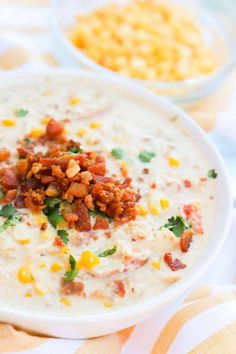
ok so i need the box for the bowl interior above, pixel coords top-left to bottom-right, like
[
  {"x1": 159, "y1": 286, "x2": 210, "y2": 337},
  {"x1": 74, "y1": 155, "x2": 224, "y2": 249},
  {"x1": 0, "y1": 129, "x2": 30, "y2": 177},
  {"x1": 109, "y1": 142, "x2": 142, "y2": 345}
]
[{"x1": 0, "y1": 69, "x2": 232, "y2": 324}]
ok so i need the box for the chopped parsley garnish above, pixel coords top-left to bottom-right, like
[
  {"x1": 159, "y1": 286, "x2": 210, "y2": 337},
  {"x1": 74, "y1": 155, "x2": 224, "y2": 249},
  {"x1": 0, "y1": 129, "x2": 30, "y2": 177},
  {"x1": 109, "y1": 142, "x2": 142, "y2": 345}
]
[
  {"x1": 111, "y1": 148, "x2": 125, "y2": 160},
  {"x1": 64, "y1": 255, "x2": 78, "y2": 282},
  {"x1": 43, "y1": 197, "x2": 64, "y2": 228},
  {"x1": 138, "y1": 150, "x2": 156, "y2": 163},
  {"x1": 45, "y1": 197, "x2": 62, "y2": 210},
  {"x1": 98, "y1": 245, "x2": 117, "y2": 257},
  {"x1": 208, "y1": 169, "x2": 218, "y2": 179},
  {"x1": 24, "y1": 138, "x2": 33, "y2": 145},
  {"x1": 69, "y1": 146, "x2": 83, "y2": 154},
  {"x1": 0, "y1": 204, "x2": 22, "y2": 233},
  {"x1": 57, "y1": 229, "x2": 69, "y2": 244},
  {"x1": 162, "y1": 216, "x2": 190, "y2": 237},
  {"x1": 15, "y1": 109, "x2": 28, "y2": 117},
  {"x1": 0, "y1": 204, "x2": 17, "y2": 218},
  {"x1": 89, "y1": 209, "x2": 113, "y2": 224}
]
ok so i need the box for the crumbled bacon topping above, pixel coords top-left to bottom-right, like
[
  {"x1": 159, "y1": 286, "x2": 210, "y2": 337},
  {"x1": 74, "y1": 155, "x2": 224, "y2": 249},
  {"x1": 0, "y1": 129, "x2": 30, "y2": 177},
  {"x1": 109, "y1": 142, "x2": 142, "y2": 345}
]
[
  {"x1": 113, "y1": 280, "x2": 126, "y2": 298},
  {"x1": 0, "y1": 119, "x2": 138, "y2": 231},
  {"x1": 164, "y1": 252, "x2": 186, "y2": 271}
]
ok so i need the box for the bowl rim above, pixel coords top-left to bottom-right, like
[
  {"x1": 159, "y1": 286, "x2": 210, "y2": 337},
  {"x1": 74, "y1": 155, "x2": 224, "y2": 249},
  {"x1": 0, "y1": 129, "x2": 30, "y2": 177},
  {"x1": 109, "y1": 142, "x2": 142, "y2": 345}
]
[
  {"x1": 50, "y1": 0, "x2": 236, "y2": 91},
  {"x1": 0, "y1": 68, "x2": 233, "y2": 324}
]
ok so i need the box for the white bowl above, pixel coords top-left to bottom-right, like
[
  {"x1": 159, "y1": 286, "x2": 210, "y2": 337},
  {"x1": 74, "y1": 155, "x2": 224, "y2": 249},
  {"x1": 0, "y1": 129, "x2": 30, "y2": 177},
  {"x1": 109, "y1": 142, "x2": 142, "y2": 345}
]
[{"x1": 0, "y1": 69, "x2": 232, "y2": 339}]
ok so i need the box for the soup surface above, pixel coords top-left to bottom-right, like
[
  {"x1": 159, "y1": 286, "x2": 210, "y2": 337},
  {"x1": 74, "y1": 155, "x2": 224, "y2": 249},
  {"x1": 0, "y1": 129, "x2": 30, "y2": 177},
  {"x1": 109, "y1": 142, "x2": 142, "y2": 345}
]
[{"x1": 0, "y1": 76, "x2": 216, "y2": 315}]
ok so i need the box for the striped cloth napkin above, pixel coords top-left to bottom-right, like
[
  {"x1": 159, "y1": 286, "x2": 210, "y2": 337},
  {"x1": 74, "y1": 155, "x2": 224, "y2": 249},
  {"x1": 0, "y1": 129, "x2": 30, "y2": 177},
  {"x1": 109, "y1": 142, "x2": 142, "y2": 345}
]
[{"x1": 0, "y1": 285, "x2": 236, "y2": 354}]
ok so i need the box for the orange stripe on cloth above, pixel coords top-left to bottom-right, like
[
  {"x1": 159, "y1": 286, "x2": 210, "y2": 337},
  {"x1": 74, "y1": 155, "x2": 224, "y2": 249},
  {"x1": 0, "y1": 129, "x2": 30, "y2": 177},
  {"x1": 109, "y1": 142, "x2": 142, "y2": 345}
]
[
  {"x1": 75, "y1": 326, "x2": 134, "y2": 354},
  {"x1": 151, "y1": 293, "x2": 236, "y2": 354},
  {"x1": 190, "y1": 321, "x2": 236, "y2": 354},
  {"x1": 0, "y1": 324, "x2": 47, "y2": 353}
]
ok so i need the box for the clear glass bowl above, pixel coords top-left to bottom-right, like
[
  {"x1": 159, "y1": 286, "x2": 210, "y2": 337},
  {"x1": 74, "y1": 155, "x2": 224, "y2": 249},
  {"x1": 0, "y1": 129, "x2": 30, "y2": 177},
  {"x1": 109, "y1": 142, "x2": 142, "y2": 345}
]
[{"x1": 51, "y1": 0, "x2": 236, "y2": 106}]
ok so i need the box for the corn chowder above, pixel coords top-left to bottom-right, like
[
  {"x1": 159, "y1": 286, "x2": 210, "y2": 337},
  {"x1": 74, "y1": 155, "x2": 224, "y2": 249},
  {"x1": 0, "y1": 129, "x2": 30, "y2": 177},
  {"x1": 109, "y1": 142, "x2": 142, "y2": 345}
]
[{"x1": 0, "y1": 78, "x2": 217, "y2": 315}]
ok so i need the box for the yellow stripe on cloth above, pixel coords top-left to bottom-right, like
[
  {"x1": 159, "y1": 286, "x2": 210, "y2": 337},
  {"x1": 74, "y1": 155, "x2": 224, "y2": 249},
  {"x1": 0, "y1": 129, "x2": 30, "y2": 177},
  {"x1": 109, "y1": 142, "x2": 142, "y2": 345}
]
[
  {"x1": 190, "y1": 321, "x2": 236, "y2": 354},
  {"x1": 151, "y1": 293, "x2": 236, "y2": 354},
  {"x1": 75, "y1": 327, "x2": 134, "y2": 354},
  {"x1": 0, "y1": 324, "x2": 47, "y2": 353}
]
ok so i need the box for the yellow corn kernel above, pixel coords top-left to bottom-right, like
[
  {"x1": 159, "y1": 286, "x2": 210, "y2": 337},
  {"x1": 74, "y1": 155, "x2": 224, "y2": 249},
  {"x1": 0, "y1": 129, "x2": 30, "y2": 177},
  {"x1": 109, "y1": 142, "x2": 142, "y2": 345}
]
[
  {"x1": 69, "y1": 97, "x2": 80, "y2": 105},
  {"x1": 25, "y1": 291, "x2": 33, "y2": 297},
  {"x1": 34, "y1": 285, "x2": 45, "y2": 296},
  {"x1": 34, "y1": 215, "x2": 47, "y2": 227},
  {"x1": 152, "y1": 261, "x2": 161, "y2": 270},
  {"x1": 77, "y1": 128, "x2": 87, "y2": 137},
  {"x1": 60, "y1": 246, "x2": 70, "y2": 255},
  {"x1": 2, "y1": 119, "x2": 16, "y2": 127},
  {"x1": 40, "y1": 117, "x2": 50, "y2": 125},
  {"x1": 60, "y1": 297, "x2": 71, "y2": 306},
  {"x1": 80, "y1": 250, "x2": 100, "y2": 270},
  {"x1": 18, "y1": 265, "x2": 34, "y2": 283},
  {"x1": 89, "y1": 121, "x2": 102, "y2": 129},
  {"x1": 37, "y1": 262, "x2": 46, "y2": 269},
  {"x1": 168, "y1": 156, "x2": 180, "y2": 168},
  {"x1": 18, "y1": 239, "x2": 30, "y2": 245},
  {"x1": 77, "y1": 259, "x2": 83, "y2": 271},
  {"x1": 136, "y1": 204, "x2": 148, "y2": 217},
  {"x1": 121, "y1": 161, "x2": 129, "y2": 169},
  {"x1": 160, "y1": 198, "x2": 169, "y2": 209},
  {"x1": 104, "y1": 302, "x2": 113, "y2": 308},
  {"x1": 30, "y1": 128, "x2": 44, "y2": 138},
  {"x1": 149, "y1": 202, "x2": 160, "y2": 216},
  {"x1": 50, "y1": 263, "x2": 62, "y2": 272}
]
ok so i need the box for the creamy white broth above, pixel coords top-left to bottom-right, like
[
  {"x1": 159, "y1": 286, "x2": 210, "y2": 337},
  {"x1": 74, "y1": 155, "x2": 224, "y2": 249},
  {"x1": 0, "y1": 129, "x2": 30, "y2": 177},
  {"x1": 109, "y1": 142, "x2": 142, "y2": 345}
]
[{"x1": 0, "y1": 78, "x2": 215, "y2": 315}]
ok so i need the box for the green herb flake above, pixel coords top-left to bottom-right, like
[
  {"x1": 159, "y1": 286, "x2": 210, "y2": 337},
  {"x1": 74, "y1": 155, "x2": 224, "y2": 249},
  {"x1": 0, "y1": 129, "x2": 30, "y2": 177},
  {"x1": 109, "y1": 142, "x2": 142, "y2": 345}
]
[
  {"x1": 57, "y1": 229, "x2": 69, "y2": 244},
  {"x1": 98, "y1": 245, "x2": 117, "y2": 257},
  {"x1": 24, "y1": 138, "x2": 33, "y2": 145},
  {"x1": 0, "y1": 204, "x2": 22, "y2": 233},
  {"x1": 0, "y1": 204, "x2": 17, "y2": 218},
  {"x1": 207, "y1": 169, "x2": 218, "y2": 179},
  {"x1": 64, "y1": 254, "x2": 78, "y2": 282},
  {"x1": 162, "y1": 216, "x2": 190, "y2": 238},
  {"x1": 46, "y1": 207, "x2": 64, "y2": 228},
  {"x1": 15, "y1": 109, "x2": 29, "y2": 117},
  {"x1": 138, "y1": 150, "x2": 156, "y2": 163},
  {"x1": 111, "y1": 148, "x2": 125, "y2": 160},
  {"x1": 45, "y1": 197, "x2": 62, "y2": 210},
  {"x1": 43, "y1": 198, "x2": 64, "y2": 228},
  {"x1": 69, "y1": 146, "x2": 83, "y2": 154}
]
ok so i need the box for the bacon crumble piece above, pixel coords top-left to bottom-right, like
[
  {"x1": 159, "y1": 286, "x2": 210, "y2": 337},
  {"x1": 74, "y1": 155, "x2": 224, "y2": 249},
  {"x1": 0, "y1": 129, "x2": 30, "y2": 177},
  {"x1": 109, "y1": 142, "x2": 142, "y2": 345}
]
[
  {"x1": 61, "y1": 279, "x2": 84, "y2": 296},
  {"x1": 54, "y1": 236, "x2": 65, "y2": 247},
  {"x1": 0, "y1": 119, "x2": 138, "y2": 231},
  {"x1": 183, "y1": 203, "x2": 203, "y2": 234},
  {"x1": 1, "y1": 169, "x2": 19, "y2": 190},
  {"x1": 0, "y1": 148, "x2": 11, "y2": 162},
  {"x1": 113, "y1": 280, "x2": 126, "y2": 298},
  {"x1": 180, "y1": 229, "x2": 193, "y2": 252},
  {"x1": 183, "y1": 179, "x2": 192, "y2": 188},
  {"x1": 164, "y1": 252, "x2": 186, "y2": 271},
  {"x1": 1, "y1": 189, "x2": 17, "y2": 204},
  {"x1": 93, "y1": 216, "x2": 109, "y2": 230},
  {"x1": 46, "y1": 118, "x2": 64, "y2": 139}
]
